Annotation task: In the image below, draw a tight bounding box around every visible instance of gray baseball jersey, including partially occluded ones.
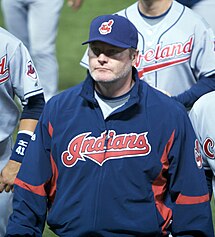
[189,91,215,195]
[1,0,64,101]
[80,1,215,97]
[0,27,43,143]
[0,26,43,236]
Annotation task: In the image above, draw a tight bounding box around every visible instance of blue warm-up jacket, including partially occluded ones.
[6,69,214,237]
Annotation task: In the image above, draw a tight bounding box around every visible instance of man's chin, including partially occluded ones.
[92,74,115,83]
[94,78,116,84]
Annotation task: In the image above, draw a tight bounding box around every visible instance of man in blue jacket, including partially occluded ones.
[6,14,214,237]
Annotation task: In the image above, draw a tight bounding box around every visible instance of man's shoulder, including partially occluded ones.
[141,81,187,116]
[174,0,210,27]
[0,27,22,55]
[116,2,138,17]
[191,91,215,115]
[0,27,21,44]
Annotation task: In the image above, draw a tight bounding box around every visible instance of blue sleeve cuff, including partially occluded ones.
[10,132,32,163]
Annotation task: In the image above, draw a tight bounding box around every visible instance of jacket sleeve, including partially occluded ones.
[6,105,54,236]
[167,108,214,236]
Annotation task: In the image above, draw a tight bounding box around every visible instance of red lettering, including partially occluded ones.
[203,137,215,159]
[0,56,7,74]
[0,55,9,84]
[61,130,152,167]
[138,36,194,66]
[144,49,154,62]
[183,37,193,54]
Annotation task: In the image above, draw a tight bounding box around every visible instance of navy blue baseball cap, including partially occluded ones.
[82,14,138,49]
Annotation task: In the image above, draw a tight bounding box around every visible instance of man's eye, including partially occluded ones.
[92,48,101,56]
[105,49,119,56]
[91,47,123,57]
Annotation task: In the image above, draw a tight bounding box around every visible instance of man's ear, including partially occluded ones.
[132,50,139,66]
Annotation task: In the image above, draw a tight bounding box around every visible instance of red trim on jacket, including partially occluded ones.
[152,130,175,235]
[176,193,210,204]
[48,121,53,137]
[48,154,58,204]
[15,177,46,196]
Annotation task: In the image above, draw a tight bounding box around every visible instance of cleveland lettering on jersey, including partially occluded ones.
[0,55,9,84]
[137,36,194,77]
[203,137,215,159]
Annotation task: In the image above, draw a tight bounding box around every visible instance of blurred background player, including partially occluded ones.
[5,14,213,237]
[189,91,215,201]
[177,0,215,34]
[80,0,215,110]
[0,27,45,236]
[1,0,84,101]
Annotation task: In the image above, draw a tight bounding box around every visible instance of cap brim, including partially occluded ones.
[82,37,132,49]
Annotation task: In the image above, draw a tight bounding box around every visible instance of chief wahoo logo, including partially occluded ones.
[26,60,37,80]
[99,19,114,35]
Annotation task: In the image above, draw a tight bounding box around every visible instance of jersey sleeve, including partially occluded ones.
[189,95,215,170]
[167,108,214,236]
[189,94,215,199]
[9,42,43,103]
[6,104,54,236]
[172,19,215,108]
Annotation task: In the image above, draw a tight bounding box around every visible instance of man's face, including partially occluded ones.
[88,41,134,84]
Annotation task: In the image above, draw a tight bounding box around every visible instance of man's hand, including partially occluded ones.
[0,160,21,193]
[67,0,83,10]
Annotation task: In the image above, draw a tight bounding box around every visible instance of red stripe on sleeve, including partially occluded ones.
[48,154,58,203]
[176,193,210,204]
[15,177,46,196]
[152,130,175,235]
[48,122,53,137]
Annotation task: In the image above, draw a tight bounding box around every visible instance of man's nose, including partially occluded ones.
[97,53,108,63]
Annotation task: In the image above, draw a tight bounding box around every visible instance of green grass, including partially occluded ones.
[0,0,215,235]
[211,196,215,223]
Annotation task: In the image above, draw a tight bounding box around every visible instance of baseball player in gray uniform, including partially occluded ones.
[189,91,215,200]
[1,0,84,101]
[0,27,44,236]
[80,0,215,109]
